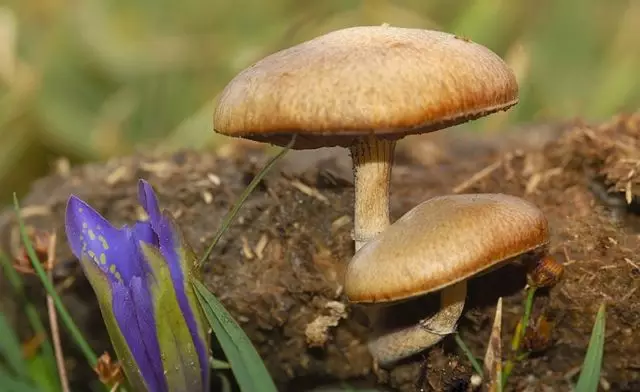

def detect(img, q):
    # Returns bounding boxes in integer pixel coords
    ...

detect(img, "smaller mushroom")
[344,193,550,366]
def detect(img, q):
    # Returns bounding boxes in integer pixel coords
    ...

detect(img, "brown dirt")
[0,113,639,392]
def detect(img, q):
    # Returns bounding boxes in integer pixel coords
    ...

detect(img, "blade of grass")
[0,311,27,378]
[575,303,606,392]
[454,333,484,378]
[193,279,277,392]
[12,194,99,367]
[0,367,41,392]
[197,135,296,268]
[26,354,63,392]
[0,252,60,388]
[502,285,537,386]
[513,286,537,351]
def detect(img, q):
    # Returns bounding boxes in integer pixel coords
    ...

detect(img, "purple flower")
[65,180,209,392]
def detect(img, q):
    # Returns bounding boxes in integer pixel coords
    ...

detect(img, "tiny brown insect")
[522,315,553,353]
[527,255,564,288]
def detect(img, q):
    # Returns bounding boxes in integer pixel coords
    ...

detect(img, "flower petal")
[113,276,167,392]
[66,196,167,391]
[82,255,163,392]
[65,196,146,283]
[141,242,205,391]
[138,180,162,232]
[156,214,210,389]
[134,221,158,247]
[82,261,147,391]
[136,181,210,388]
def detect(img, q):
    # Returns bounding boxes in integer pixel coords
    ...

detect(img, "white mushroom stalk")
[351,136,396,251]
[368,281,466,366]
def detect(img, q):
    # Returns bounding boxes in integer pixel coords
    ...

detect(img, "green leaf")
[26,354,63,392]
[192,279,277,392]
[0,367,41,392]
[575,303,606,392]
[0,311,27,378]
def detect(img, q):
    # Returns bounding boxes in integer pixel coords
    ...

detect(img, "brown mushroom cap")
[214,25,519,149]
[344,193,549,303]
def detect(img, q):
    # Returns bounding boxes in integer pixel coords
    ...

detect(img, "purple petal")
[65,196,146,283]
[112,278,167,392]
[138,180,162,232]
[133,221,158,247]
[156,216,209,386]
[137,180,209,384]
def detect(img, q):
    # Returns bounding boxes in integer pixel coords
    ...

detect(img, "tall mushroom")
[344,193,549,366]
[213,25,518,251]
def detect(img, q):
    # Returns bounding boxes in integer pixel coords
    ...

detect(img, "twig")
[452,159,503,193]
[624,257,640,272]
[46,232,70,392]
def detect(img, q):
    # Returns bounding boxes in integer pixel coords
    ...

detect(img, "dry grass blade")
[484,297,503,392]
[44,232,70,392]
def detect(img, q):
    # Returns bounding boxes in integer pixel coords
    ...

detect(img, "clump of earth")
[1,113,638,391]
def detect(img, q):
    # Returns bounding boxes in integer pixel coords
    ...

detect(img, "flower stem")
[198,135,296,268]
[13,193,99,367]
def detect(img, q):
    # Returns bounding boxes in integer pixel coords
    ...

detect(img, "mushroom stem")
[367,281,467,367]
[350,136,396,251]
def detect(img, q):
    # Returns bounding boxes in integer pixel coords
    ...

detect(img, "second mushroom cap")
[344,193,550,303]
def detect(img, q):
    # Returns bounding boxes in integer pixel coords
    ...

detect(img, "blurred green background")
[1,0,639,204]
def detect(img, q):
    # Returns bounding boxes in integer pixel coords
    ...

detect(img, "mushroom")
[213,25,518,251]
[344,193,549,366]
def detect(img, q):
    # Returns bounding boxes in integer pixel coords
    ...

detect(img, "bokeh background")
[1,0,638,204]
